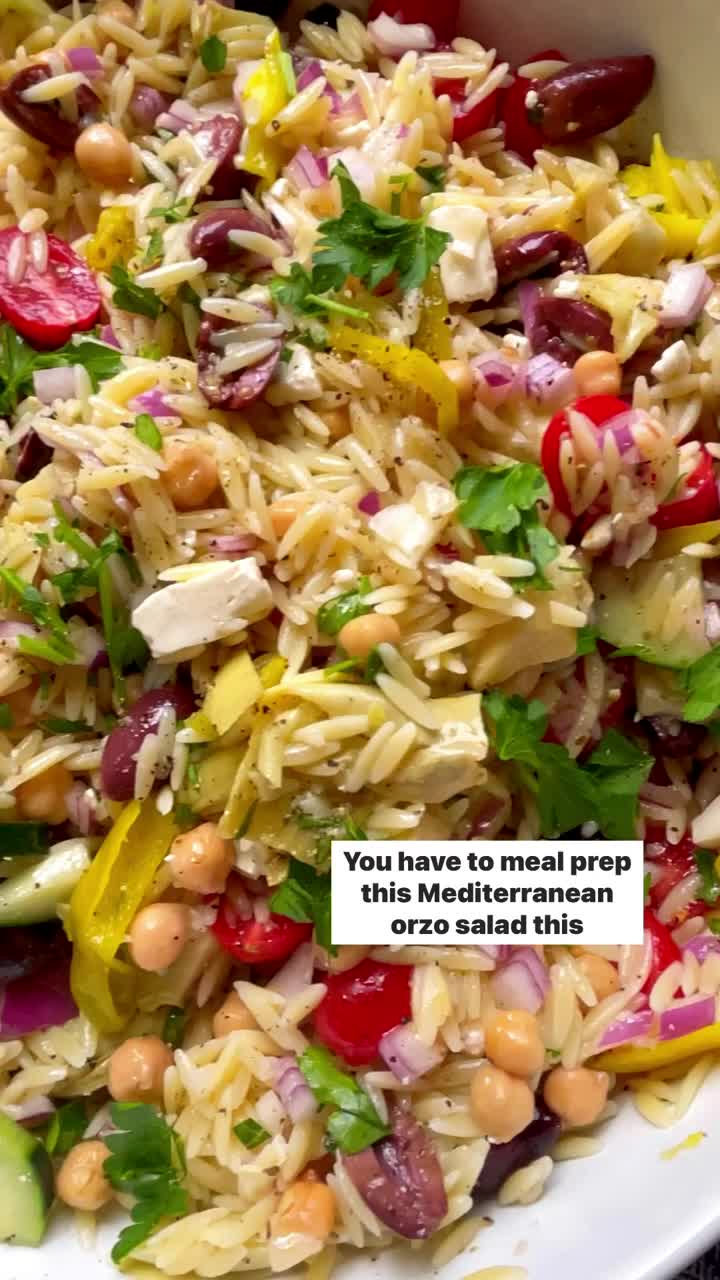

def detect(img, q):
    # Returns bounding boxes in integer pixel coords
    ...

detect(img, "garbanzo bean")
[543,1066,609,1128]
[15,763,72,824]
[272,1179,336,1242]
[163,442,218,511]
[168,822,235,895]
[469,1062,535,1142]
[269,493,308,537]
[484,1008,545,1077]
[572,350,621,398]
[55,1141,113,1212]
[337,613,401,659]
[75,123,133,188]
[108,1035,173,1103]
[128,902,192,972]
[576,953,620,1004]
[322,407,351,439]
[212,990,258,1038]
[439,358,474,406]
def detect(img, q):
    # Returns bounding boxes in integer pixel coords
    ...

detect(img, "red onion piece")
[65,46,103,79]
[286,144,329,190]
[208,533,259,557]
[659,263,713,329]
[156,99,199,135]
[0,965,77,1040]
[597,1008,653,1049]
[33,365,78,404]
[267,941,315,998]
[378,1024,443,1083]
[658,994,715,1041]
[491,947,550,1014]
[1,1095,56,1127]
[471,351,522,406]
[296,60,324,90]
[358,490,381,516]
[594,409,641,460]
[273,1055,318,1122]
[129,387,175,417]
[368,12,436,56]
[683,934,720,964]
[333,90,362,119]
[0,620,39,643]
[65,781,99,836]
[129,84,173,130]
[525,352,576,405]
[334,147,375,198]
[99,323,120,349]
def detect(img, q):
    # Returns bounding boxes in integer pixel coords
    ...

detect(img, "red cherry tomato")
[212,896,312,966]
[541,394,628,517]
[0,228,100,349]
[645,828,704,924]
[641,906,681,995]
[650,447,720,530]
[367,0,459,44]
[499,49,566,164]
[435,79,498,142]
[313,958,412,1066]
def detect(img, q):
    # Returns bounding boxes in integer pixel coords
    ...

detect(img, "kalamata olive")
[305,2,341,25]
[100,684,195,801]
[527,295,613,366]
[644,716,705,758]
[15,429,53,482]
[0,922,71,983]
[196,313,282,411]
[189,208,281,271]
[495,232,588,290]
[526,56,655,144]
[129,84,173,131]
[191,115,256,200]
[342,1099,448,1239]
[472,1101,560,1203]
[0,64,99,151]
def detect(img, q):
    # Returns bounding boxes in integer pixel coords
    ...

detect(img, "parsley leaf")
[200,34,227,73]
[584,730,653,841]
[104,1102,188,1264]
[576,625,599,656]
[694,849,720,905]
[45,1100,86,1157]
[162,1007,186,1049]
[0,567,76,665]
[299,1045,390,1154]
[41,716,92,734]
[134,412,163,451]
[0,324,123,414]
[150,198,193,224]
[453,463,560,589]
[0,702,12,729]
[110,265,164,319]
[317,576,372,636]
[270,263,370,321]
[233,1118,269,1149]
[415,163,446,192]
[0,822,48,856]
[682,647,720,723]
[709,917,720,936]
[269,857,333,952]
[143,228,164,267]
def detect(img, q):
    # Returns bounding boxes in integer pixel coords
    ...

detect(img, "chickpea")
[469,1062,535,1142]
[337,612,401,660]
[16,763,72,824]
[269,493,309,538]
[128,902,192,972]
[439,358,474,406]
[322,406,350,439]
[573,350,621,399]
[272,1179,336,1242]
[543,1066,609,1128]
[168,821,235,895]
[108,1035,173,1103]
[75,123,133,188]
[162,442,218,511]
[576,953,620,1005]
[484,1009,545,1077]
[56,1141,113,1212]
[212,990,258,1038]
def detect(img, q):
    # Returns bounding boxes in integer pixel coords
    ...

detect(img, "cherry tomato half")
[0,228,100,348]
[435,79,498,142]
[641,906,681,996]
[313,958,412,1066]
[367,0,460,44]
[646,829,698,916]
[650,447,720,531]
[212,896,312,966]
[499,49,566,164]
[541,394,628,517]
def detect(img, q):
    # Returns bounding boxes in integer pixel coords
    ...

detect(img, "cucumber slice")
[0,838,90,926]
[594,557,710,668]
[0,1111,54,1246]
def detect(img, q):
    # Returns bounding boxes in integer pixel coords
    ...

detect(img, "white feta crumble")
[426,204,498,304]
[132,558,272,659]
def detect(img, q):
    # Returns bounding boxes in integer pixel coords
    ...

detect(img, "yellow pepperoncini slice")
[84,206,135,272]
[653,519,720,559]
[414,267,452,362]
[242,28,293,186]
[620,134,720,259]
[67,799,177,1033]
[590,1025,720,1074]
[331,326,459,433]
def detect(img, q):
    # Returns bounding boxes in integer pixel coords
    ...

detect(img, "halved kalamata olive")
[189,208,281,271]
[342,1099,448,1239]
[0,64,100,151]
[129,84,173,131]
[15,429,53,482]
[196,313,282,411]
[191,114,256,200]
[100,684,195,801]
[0,922,71,984]
[304,2,341,25]
[472,1102,560,1203]
[644,716,705,759]
[526,56,655,144]
[528,295,613,366]
[495,232,588,290]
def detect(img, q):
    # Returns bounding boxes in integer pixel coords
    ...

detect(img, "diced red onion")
[273,1055,318,1122]
[208,533,259,557]
[100,323,121,349]
[66,46,103,79]
[286,144,329,190]
[129,387,175,417]
[129,84,173,131]
[525,352,576,405]
[594,409,641,460]
[33,366,78,404]
[358,490,381,515]
[683,934,720,964]
[332,90,362,119]
[268,941,315,998]
[659,263,713,329]
[479,943,511,965]
[1,1096,56,1128]
[0,620,39,644]
[156,98,199,135]
[379,1023,443,1083]
[597,1008,653,1049]
[659,994,716,1041]
[368,12,436,57]
[0,967,77,1040]
[334,147,375,198]
[65,781,99,836]
[491,947,550,1014]
[471,351,522,406]
[296,60,324,90]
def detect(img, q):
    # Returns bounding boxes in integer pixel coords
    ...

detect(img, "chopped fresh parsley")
[0,702,12,729]
[694,849,720,905]
[583,730,654,842]
[110,265,164,319]
[162,1007,186,1050]
[576,625,599,656]
[0,324,123,415]
[415,163,446,192]
[317,576,372,636]
[45,1100,86,1157]
[104,1102,189,1264]
[709,916,720,937]
[299,1045,390,1154]
[178,281,201,309]
[270,263,370,322]
[150,198,193,224]
[682,647,720,723]
[143,228,164,267]
[453,463,560,589]
[233,1118,270,1149]
[41,717,93,734]
[0,567,76,665]
[138,342,163,360]
[293,810,366,871]
[200,34,227,73]
[0,822,48,856]
[134,412,163,451]
[34,532,50,549]
[269,857,333,952]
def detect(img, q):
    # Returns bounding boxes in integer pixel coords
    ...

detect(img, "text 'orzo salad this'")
[1,0,720,1273]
